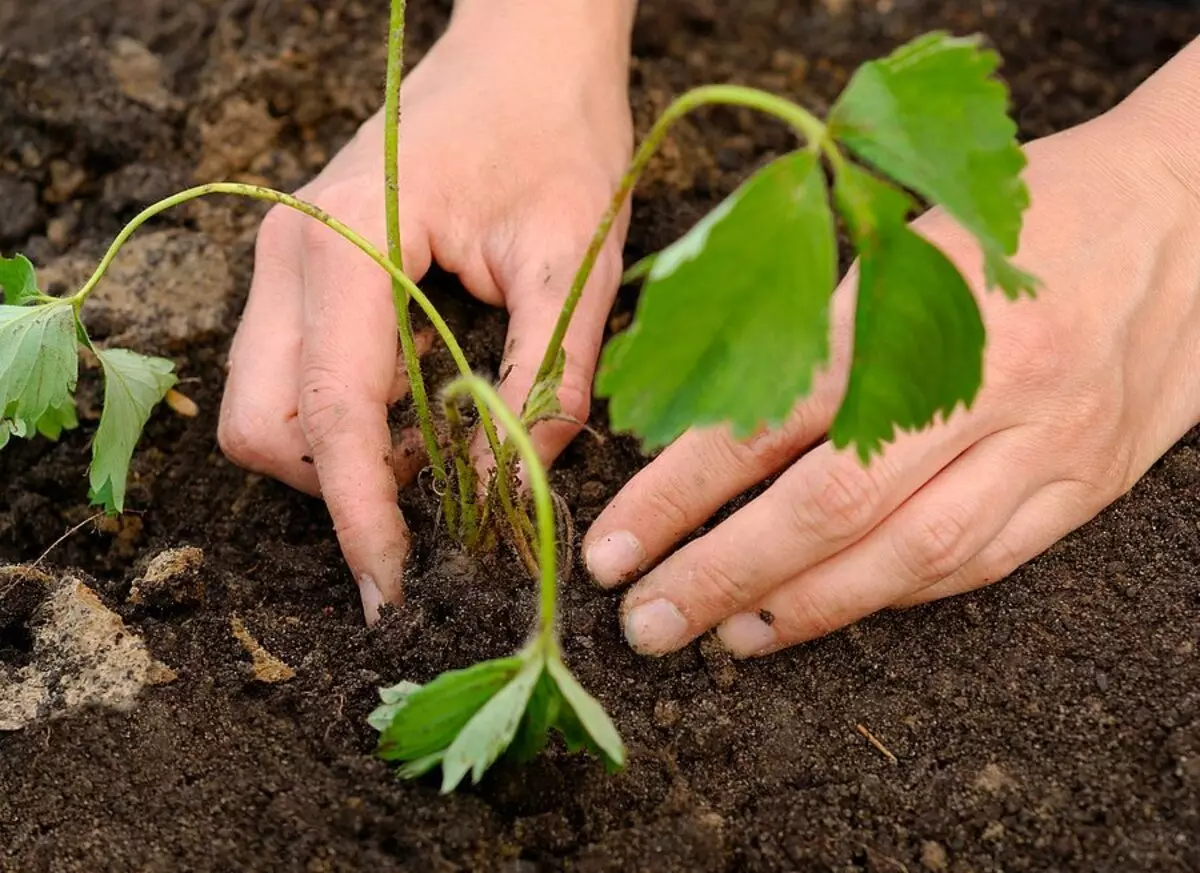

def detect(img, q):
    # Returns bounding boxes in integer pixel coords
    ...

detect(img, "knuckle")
[734,407,813,472]
[894,506,974,584]
[298,369,351,449]
[256,205,296,252]
[991,316,1070,393]
[640,474,697,540]
[777,586,841,641]
[218,401,271,469]
[689,559,753,615]
[798,459,881,540]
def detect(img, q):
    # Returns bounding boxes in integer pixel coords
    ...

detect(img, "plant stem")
[444,376,558,643]
[527,84,829,411]
[384,0,447,495]
[68,182,506,470]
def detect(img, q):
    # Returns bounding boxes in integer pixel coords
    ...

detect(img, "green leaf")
[367,681,423,732]
[829,32,1035,299]
[0,254,42,306]
[0,302,79,442]
[546,655,625,771]
[397,751,446,780]
[88,348,177,514]
[596,150,837,448]
[374,657,523,762]
[830,163,985,460]
[440,657,543,792]
[379,680,422,705]
[35,398,79,440]
[522,347,566,425]
[507,668,562,764]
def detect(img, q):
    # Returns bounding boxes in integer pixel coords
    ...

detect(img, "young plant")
[0,0,1035,792]
[523,33,1035,463]
[368,375,624,792]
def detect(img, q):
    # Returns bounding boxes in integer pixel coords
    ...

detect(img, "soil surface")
[2,1,1199,871]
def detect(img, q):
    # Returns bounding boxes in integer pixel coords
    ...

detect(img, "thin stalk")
[444,377,558,641]
[442,395,476,543]
[526,84,829,411]
[68,183,506,471]
[384,0,446,493]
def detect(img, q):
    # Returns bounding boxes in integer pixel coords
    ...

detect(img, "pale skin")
[221,2,1200,651]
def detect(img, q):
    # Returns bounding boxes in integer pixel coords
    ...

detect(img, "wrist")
[448,0,636,76]
[1111,38,1200,200]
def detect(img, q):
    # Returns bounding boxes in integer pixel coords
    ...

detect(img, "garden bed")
[1,0,1198,870]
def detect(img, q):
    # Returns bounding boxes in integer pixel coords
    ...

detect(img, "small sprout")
[369,377,626,792]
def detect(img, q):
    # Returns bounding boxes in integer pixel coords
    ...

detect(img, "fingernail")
[358,575,385,625]
[717,612,778,659]
[586,530,646,587]
[623,599,689,656]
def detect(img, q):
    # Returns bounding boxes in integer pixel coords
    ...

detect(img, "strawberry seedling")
[0,0,1035,791]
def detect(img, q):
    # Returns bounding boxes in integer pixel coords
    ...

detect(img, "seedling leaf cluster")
[0,0,1035,792]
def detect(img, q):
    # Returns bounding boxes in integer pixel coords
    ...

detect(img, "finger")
[713,431,1046,657]
[220,206,321,495]
[472,241,624,482]
[388,327,436,404]
[584,378,844,588]
[889,479,1097,608]
[619,420,985,656]
[585,284,856,587]
[298,189,416,621]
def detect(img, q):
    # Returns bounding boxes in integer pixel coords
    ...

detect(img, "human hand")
[219,2,635,621]
[584,67,1200,658]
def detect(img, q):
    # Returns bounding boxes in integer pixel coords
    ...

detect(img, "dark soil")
[2,1,1199,870]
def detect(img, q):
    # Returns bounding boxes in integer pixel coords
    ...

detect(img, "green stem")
[444,376,558,642]
[68,182,506,470]
[527,84,828,410]
[384,0,447,494]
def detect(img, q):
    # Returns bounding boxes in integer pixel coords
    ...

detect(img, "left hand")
[583,88,1200,658]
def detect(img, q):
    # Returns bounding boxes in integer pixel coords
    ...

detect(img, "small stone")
[128,546,205,607]
[1094,671,1109,692]
[107,37,175,112]
[230,616,296,683]
[194,97,282,181]
[44,160,87,204]
[920,840,949,871]
[1,570,176,731]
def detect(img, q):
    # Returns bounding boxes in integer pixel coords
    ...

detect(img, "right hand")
[218,3,635,621]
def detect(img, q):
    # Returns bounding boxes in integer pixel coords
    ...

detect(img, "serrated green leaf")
[507,668,562,764]
[88,348,176,513]
[0,254,42,306]
[596,150,837,448]
[35,397,79,440]
[830,163,985,460]
[0,302,79,442]
[374,657,523,763]
[440,657,543,792]
[546,656,625,771]
[829,32,1035,299]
